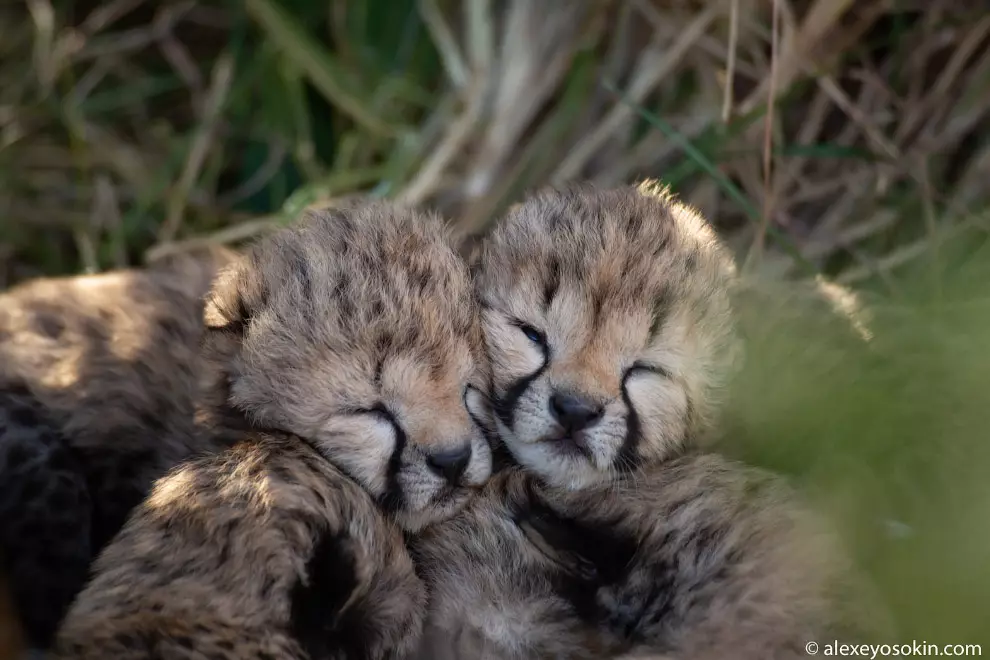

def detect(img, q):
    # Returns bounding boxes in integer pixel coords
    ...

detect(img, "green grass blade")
[603,79,818,276]
[245,0,396,137]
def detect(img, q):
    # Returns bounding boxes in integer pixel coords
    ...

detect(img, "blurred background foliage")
[1,0,988,646]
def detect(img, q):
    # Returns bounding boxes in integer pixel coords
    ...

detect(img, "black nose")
[427,444,472,484]
[550,391,603,431]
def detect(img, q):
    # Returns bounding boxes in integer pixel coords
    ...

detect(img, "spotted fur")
[55,435,425,660]
[55,201,492,659]
[413,183,874,658]
[0,249,234,649]
[475,181,738,489]
[195,200,492,531]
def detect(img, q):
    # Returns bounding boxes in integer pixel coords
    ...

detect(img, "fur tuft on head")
[198,201,493,530]
[475,182,739,489]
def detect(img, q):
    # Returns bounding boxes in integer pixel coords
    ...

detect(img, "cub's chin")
[503,435,608,492]
[397,488,479,531]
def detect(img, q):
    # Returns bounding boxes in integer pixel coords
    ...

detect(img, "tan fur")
[0,248,237,649]
[415,456,846,659]
[55,433,425,660]
[413,183,874,658]
[476,181,738,489]
[0,247,236,481]
[196,201,492,531]
[55,202,493,658]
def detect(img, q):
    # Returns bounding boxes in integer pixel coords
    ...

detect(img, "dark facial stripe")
[494,343,549,429]
[617,364,678,471]
[372,404,407,515]
[616,373,643,473]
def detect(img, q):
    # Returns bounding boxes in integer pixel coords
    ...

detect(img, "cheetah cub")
[0,249,234,650]
[55,201,492,659]
[413,183,865,659]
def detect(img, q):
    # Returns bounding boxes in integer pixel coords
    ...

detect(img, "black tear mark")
[493,339,549,429]
[373,405,407,515]
[289,529,368,659]
[616,362,675,471]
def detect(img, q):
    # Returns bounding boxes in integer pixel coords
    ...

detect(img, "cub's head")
[200,201,492,530]
[476,182,738,490]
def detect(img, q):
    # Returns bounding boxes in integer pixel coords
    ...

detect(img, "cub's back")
[0,249,234,460]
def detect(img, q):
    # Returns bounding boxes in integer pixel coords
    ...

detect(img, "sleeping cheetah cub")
[56,201,492,659]
[0,249,234,650]
[413,183,866,659]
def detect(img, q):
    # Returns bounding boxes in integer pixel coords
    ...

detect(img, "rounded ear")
[203,259,251,336]
[455,234,484,274]
[197,256,259,436]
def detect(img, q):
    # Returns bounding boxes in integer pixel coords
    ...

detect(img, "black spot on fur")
[684,251,699,273]
[291,243,314,304]
[649,288,673,339]
[4,442,30,470]
[652,228,672,257]
[542,259,561,312]
[138,411,167,434]
[114,633,144,650]
[159,317,185,340]
[289,529,367,659]
[34,313,65,339]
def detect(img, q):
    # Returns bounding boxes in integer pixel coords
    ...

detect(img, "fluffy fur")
[55,201,492,659]
[196,200,492,531]
[475,181,738,490]
[56,434,425,660]
[413,183,872,658]
[415,456,847,659]
[0,249,234,649]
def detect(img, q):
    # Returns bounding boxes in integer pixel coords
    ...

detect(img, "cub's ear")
[203,256,261,336]
[456,233,484,279]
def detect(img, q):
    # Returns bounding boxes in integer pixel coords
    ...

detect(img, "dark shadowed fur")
[55,434,424,660]
[413,183,878,658]
[414,456,853,659]
[0,249,234,649]
[56,202,492,659]
[1,568,26,660]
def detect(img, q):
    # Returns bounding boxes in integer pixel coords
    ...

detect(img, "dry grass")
[2,0,990,645]
[1,0,987,287]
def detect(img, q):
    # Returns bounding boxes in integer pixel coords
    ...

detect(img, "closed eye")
[513,320,547,346]
[350,403,397,425]
[625,362,673,380]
